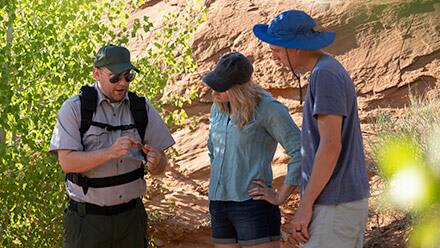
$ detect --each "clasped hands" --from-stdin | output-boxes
[107,136,164,174]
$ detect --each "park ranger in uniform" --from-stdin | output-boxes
[49,44,175,247]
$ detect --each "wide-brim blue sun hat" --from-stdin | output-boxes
[253,10,336,50]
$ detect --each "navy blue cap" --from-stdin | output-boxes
[202,52,253,92]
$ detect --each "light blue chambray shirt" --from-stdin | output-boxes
[208,94,301,201]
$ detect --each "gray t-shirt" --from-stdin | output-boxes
[49,83,175,206]
[301,55,370,205]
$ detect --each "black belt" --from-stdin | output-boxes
[68,198,140,216]
[66,165,145,195]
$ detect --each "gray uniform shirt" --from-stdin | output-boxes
[49,83,175,206]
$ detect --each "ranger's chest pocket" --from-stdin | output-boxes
[121,129,142,144]
[122,129,143,159]
[83,126,109,150]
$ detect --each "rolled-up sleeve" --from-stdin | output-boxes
[262,101,301,185]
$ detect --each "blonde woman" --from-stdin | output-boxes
[202,52,301,248]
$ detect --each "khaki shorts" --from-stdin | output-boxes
[301,198,369,248]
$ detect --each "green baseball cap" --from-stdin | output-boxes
[93,44,140,75]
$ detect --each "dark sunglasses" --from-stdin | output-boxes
[109,72,135,84]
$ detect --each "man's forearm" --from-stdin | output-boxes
[58,148,112,173]
[300,142,341,208]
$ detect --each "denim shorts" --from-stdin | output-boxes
[209,199,281,246]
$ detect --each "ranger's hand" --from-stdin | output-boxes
[107,136,139,159]
[142,145,166,175]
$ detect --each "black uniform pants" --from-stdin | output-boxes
[63,198,148,248]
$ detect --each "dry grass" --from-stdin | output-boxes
[364,94,440,247]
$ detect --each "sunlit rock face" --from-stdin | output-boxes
[129,0,440,246]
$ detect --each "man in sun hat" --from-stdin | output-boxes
[49,44,175,247]
[253,10,370,247]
